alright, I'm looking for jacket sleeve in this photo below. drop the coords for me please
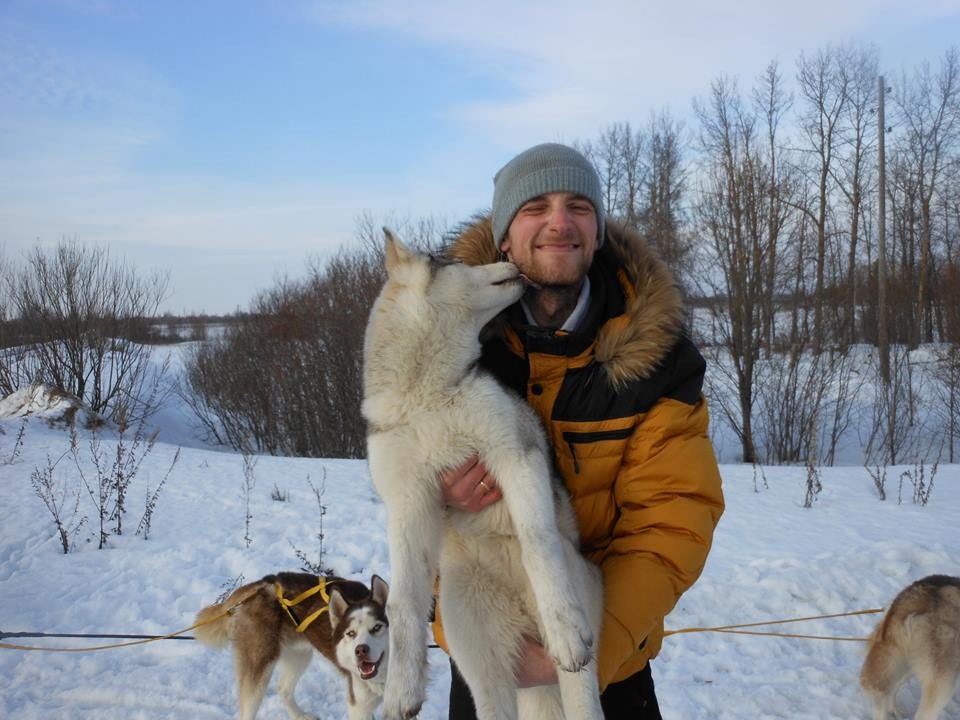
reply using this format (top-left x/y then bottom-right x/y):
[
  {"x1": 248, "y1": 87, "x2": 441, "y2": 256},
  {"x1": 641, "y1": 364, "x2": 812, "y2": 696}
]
[{"x1": 595, "y1": 393, "x2": 724, "y2": 689}]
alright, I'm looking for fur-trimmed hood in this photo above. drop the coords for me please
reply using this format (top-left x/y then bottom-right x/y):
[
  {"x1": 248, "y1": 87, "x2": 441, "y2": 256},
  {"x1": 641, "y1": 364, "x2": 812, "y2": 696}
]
[{"x1": 447, "y1": 217, "x2": 684, "y2": 388}]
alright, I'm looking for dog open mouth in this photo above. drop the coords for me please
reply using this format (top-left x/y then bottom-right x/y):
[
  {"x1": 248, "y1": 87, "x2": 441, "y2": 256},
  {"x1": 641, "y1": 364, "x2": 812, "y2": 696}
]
[{"x1": 358, "y1": 653, "x2": 384, "y2": 680}]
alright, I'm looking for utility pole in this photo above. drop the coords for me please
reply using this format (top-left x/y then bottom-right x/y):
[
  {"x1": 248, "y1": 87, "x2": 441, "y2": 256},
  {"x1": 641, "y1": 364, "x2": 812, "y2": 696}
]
[{"x1": 878, "y1": 75, "x2": 890, "y2": 386}]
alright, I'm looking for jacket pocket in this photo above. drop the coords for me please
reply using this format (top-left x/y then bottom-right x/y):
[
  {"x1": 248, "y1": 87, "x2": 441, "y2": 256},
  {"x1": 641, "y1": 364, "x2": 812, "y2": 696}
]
[{"x1": 562, "y1": 426, "x2": 635, "y2": 474}]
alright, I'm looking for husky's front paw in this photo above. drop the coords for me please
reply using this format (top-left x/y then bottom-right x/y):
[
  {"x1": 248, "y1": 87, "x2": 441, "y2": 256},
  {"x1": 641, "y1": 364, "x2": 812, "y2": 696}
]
[{"x1": 542, "y1": 606, "x2": 595, "y2": 672}]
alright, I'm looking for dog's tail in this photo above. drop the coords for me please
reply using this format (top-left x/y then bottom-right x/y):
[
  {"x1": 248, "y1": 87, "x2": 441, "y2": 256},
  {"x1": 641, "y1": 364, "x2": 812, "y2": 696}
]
[{"x1": 193, "y1": 583, "x2": 263, "y2": 649}]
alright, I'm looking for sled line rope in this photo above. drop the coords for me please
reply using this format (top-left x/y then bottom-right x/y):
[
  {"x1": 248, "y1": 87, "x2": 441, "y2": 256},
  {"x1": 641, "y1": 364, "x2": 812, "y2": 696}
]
[
  {"x1": 1, "y1": 631, "x2": 196, "y2": 642},
  {"x1": 0, "y1": 584, "x2": 263, "y2": 653},
  {"x1": 664, "y1": 607, "x2": 885, "y2": 642},
  {"x1": 2, "y1": 606, "x2": 883, "y2": 653}
]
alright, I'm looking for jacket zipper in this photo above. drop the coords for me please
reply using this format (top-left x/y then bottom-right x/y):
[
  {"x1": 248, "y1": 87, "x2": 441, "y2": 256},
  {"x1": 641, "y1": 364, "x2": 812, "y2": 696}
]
[{"x1": 562, "y1": 427, "x2": 635, "y2": 474}]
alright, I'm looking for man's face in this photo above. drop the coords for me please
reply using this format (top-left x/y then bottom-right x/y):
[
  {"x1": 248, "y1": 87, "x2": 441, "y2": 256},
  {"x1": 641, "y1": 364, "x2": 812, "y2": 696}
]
[{"x1": 500, "y1": 192, "x2": 598, "y2": 287}]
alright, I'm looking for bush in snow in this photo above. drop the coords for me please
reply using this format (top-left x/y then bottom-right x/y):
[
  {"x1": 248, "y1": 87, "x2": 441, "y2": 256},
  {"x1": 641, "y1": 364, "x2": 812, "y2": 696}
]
[
  {"x1": 179, "y1": 217, "x2": 443, "y2": 458},
  {"x1": 3, "y1": 240, "x2": 170, "y2": 425}
]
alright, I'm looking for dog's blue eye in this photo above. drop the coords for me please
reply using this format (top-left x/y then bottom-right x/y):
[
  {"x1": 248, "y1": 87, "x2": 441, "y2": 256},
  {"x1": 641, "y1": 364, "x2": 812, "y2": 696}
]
[{"x1": 373, "y1": 623, "x2": 383, "y2": 633}]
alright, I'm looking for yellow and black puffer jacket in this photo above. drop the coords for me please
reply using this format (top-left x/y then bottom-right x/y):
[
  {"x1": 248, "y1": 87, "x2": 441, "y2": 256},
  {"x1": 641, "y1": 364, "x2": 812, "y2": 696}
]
[{"x1": 435, "y1": 217, "x2": 725, "y2": 691}]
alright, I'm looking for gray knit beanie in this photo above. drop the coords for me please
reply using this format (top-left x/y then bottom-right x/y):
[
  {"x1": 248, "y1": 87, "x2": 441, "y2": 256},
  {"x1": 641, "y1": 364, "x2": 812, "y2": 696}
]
[{"x1": 491, "y1": 143, "x2": 605, "y2": 249}]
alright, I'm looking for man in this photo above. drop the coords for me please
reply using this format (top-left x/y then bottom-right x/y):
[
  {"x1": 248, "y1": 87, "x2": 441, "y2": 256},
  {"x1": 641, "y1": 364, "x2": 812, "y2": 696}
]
[{"x1": 436, "y1": 143, "x2": 724, "y2": 718}]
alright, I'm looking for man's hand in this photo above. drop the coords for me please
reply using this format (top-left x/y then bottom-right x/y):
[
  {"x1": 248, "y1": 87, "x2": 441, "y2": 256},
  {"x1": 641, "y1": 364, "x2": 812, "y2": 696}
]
[
  {"x1": 439, "y1": 454, "x2": 502, "y2": 512},
  {"x1": 515, "y1": 636, "x2": 559, "y2": 688}
]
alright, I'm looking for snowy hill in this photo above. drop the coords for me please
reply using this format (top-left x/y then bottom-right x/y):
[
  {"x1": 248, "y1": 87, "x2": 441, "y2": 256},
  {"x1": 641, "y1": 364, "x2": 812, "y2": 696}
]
[
  {"x1": 0, "y1": 384, "x2": 106, "y2": 429},
  {"x1": 1, "y1": 355, "x2": 958, "y2": 719}
]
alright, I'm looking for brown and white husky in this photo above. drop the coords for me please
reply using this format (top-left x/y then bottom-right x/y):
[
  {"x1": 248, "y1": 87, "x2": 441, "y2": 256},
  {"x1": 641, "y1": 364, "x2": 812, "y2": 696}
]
[
  {"x1": 860, "y1": 574, "x2": 960, "y2": 720},
  {"x1": 195, "y1": 572, "x2": 389, "y2": 720}
]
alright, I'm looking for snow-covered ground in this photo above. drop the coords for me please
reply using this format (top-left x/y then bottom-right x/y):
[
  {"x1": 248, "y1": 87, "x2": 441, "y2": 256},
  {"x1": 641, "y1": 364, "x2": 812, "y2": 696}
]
[{"x1": 1, "y1": 357, "x2": 958, "y2": 719}]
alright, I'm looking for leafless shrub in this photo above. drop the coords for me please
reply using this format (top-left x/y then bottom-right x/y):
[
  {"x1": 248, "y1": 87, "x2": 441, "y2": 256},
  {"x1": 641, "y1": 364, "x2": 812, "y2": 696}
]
[
  {"x1": 241, "y1": 450, "x2": 256, "y2": 548},
  {"x1": 73, "y1": 431, "x2": 113, "y2": 550},
  {"x1": 803, "y1": 459, "x2": 823, "y2": 508},
  {"x1": 930, "y1": 344, "x2": 960, "y2": 462},
  {"x1": 864, "y1": 346, "x2": 924, "y2": 466},
  {"x1": 898, "y1": 457, "x2": 940, "y2": 506},
  {"x1": 70, "y1": 410, "x2": 164, "y2": 548},
  {"x1": 754, "y1": 346, "x2": 866, "y2": 465},
  {"x1": 754, "y1": 347, "x2": 826, "y2": 464},
  {"x1": 29, "y1": 447, "x2": 87, "y2": 554},
  {"x1": 818, "y1": 349, "x2": 869, "y2": 465},
  {"x1": 180, "y1": 218, "x2": 441, "y2": 458},
  {"x1": 752, "y1": 462, "x2": 769, "y2": 492},
  {"x1": 270, "y1": 483, "x2": 289, "y2": 502},
  {"x1": 866, "y1": 463, "x2": 888, "y2": 501},
  {"x1": 215, "y1": 574, "x2": 245, "y2": 604},
  {"x1": 2, "y1": 418, "x2": 27, "y2": 465},
  {"x1": 289, "y1": 470, "x2": 331, "y2": 575},
  {"x1": 135, "y1": 447, "x2": 180, "y2": 540}
]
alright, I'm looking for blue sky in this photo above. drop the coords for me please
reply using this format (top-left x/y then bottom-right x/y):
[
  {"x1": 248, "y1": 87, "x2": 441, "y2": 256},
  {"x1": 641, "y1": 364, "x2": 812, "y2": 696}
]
[{"x1": 2, "y1": 0, "x2": 959, "y2": 313}]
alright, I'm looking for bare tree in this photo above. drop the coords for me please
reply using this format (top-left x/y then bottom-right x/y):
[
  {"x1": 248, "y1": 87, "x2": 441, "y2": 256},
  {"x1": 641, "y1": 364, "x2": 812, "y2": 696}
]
[
  {"x1": 578, "y1": 122, "x2": 647, "y2": 230},
  {"x1": 5, "y1": 241, "x2": 169, "y2": 421},
  {"x1": 577, "y1": 124, "x2": 630, "y2": 219},
  {"x1": 693, "y1": 74, "x2": 793, "y2": 462},
  {"x1": 832, "y1": 45, "x2": 879, "y2": 345},
  {"x1": 795, "y1": 45, "x2": 850, "y2": 353},
  {"x1": 0, "y1": 252, "x2": 36, "y2": 396},
  {"x1": 752, "y1": 61, "x2": 793, "y2": 353},
  {"x1": 892, "y1": 49, "x2": 960, "y2": 345},
  {"x1": 638, "y1": 110, "x2": 694, "y2": 287}
]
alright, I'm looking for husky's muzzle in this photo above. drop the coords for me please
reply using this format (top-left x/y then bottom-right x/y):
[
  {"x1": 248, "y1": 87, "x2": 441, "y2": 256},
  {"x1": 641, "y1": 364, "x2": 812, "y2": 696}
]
[{"x1": 356, "y1": 644, "x2": 385, "y2": 680}]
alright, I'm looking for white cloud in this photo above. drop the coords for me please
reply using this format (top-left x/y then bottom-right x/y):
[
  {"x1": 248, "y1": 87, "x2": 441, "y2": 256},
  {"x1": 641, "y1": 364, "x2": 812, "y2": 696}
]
[{"x1": 312, "y1": 0, "x2": 960, "y2": 146}]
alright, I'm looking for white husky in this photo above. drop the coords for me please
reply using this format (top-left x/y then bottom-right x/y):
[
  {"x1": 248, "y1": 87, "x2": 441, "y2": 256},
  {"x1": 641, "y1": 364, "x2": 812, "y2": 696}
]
[{"x1": 363, "y1": 231, "x2": 604, "y2": 720}]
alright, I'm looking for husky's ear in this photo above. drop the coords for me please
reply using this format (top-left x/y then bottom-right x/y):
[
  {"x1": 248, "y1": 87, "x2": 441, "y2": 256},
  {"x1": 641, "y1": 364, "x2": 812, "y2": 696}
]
[
  {"x1": 328, "y1": 588, "x2": 348, "y2": 630},
  {"x1": 370, "y1": 574, "x2": 389, "y2": 605},
  {"x1": 383, "y1": 228, "x2": 413, "y2": 277}
]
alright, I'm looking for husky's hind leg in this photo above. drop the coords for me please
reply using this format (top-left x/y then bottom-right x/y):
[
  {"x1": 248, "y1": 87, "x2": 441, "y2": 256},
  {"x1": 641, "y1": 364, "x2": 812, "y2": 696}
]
[
  {"x1": 913, "y1": 660, "x2": 959, "y2": 720},
  {"x1": 370, "y1": 450, "x2": 444, "y2": 720},
  {"x1": 860, "y1": 633, "x2": 909, "y2": 720},
  {"x1": 236, "y1": 654, "x2": 276, "y2": 720},
  {"x1": 517, "y1": 685, "x2": 563, "y2": 720},
  {"x1": 441, "y1": 567, "x2": 527, "y2": 720},
  {"x1": 276, "y1": 642, "x2": 317, "y2": 720}
]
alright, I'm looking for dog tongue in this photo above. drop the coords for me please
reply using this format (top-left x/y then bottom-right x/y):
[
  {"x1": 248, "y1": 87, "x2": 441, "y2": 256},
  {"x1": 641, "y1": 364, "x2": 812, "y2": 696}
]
[{"x1": 360, "y1": 661, "x2": 377, "y2": 678}]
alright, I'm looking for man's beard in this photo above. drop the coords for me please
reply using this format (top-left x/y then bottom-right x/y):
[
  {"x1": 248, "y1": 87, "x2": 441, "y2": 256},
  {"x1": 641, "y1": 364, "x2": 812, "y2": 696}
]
[{"x1": 517, "y1": 229, "x2": 592, "y2": 287}]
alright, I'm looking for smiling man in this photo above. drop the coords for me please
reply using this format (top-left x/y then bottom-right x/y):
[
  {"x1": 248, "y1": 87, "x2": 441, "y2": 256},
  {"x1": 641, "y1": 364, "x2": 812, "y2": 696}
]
[{"x1": 436, "y1": 143, "x2": 725, "y2": 719}]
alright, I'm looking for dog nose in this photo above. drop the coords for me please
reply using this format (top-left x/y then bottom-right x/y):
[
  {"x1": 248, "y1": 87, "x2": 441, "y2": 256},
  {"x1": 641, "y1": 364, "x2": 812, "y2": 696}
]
[{"x1": 355, "y1": 644, "x2": 369, "y2": 659}]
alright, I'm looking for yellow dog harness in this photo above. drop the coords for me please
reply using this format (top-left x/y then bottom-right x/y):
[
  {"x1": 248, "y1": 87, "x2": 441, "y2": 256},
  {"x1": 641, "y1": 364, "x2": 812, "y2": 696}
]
[{"x1": 275, "y1": 576, "x2": 330, "y2": 633}]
